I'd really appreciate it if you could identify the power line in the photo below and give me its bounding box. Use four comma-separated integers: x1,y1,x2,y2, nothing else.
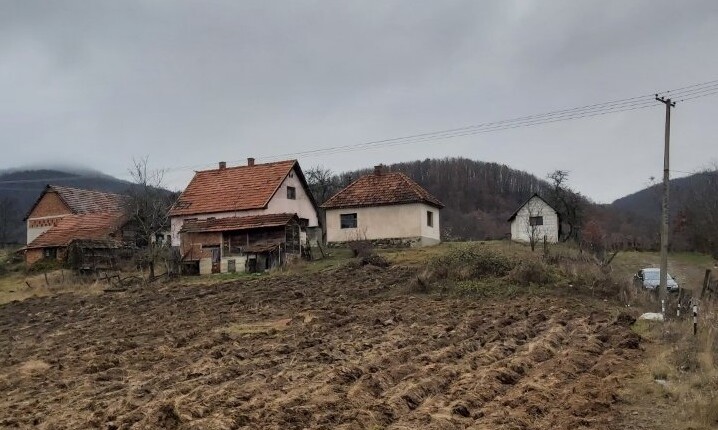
2,78,718,183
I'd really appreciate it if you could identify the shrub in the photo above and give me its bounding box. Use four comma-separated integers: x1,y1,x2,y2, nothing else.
506,260,559,286
427,244,515,281
26,258,63,274
348,240,374,258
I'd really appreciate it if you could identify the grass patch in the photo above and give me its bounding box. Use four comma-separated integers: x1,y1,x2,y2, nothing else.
217,318,292,336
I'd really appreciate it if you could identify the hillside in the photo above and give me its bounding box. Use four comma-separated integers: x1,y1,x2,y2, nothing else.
310,157,574,241
611,173,709,220
610,169,718,255
0,169,135,244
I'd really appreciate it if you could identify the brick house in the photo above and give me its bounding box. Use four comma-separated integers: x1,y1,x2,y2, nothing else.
322,166,444,247
168,158,320,274
23,185,130,265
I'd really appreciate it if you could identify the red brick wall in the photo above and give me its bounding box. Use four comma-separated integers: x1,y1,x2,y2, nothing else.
25,249,43,265
25,247,66,266
28,217,63,229
28,192,72,219
180,232,221,260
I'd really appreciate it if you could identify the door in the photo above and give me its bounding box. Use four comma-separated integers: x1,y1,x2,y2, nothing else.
211,248,221,274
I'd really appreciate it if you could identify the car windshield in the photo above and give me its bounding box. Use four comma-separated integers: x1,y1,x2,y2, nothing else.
643,271,674,281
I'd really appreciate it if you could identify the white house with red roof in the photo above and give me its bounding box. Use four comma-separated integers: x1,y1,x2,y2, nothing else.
168,158,320,274
321,165,444,247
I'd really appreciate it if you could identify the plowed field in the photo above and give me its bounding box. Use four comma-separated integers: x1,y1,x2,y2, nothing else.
1,264,643,429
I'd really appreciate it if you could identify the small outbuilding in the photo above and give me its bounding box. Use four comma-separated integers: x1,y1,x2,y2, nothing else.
507,194,560,244
178,213,303,274
321,166,444,247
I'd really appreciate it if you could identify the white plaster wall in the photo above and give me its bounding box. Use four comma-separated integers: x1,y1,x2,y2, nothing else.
171,167,319,246
419,204,441,245
26,215,66,244
27,226,52,245
325,203,441,246
221,256,247,273
510,197,559,243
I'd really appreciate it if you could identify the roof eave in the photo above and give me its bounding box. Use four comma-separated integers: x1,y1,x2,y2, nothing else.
322,200,444,210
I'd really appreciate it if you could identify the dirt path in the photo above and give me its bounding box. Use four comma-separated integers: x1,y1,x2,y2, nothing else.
1,265,644,429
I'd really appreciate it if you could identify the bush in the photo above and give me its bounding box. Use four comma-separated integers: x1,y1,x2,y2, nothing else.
348,240,374,258
26,258,63,274
427,244,515,281
507,260,559,286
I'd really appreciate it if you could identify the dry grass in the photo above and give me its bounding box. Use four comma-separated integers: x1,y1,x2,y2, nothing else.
626,303,718,429
0,269,110,304
217,318,293,336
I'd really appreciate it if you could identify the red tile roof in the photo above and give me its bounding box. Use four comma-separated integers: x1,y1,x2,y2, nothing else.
180,213,297,233
26,212,126,249
52,185,128,214
169,160,299,216
321,172,444,209
25,185,129,219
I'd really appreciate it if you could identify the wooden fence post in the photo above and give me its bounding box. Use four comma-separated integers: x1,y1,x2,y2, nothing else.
701,269,712,299
693,305,698,336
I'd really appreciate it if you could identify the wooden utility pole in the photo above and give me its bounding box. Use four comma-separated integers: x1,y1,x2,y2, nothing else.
656,95,675,311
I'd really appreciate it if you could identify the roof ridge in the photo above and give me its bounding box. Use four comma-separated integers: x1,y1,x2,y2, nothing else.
194,159,296,173
50,184,126,197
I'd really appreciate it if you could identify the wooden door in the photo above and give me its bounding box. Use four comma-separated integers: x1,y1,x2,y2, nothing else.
211,248,220,274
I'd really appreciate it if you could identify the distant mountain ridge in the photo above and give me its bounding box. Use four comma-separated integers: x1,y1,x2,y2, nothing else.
611,174,708,220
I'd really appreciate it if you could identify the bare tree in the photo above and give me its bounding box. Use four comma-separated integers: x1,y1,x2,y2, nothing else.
547,170,584,242
305,165,337,204
125,157,175,278
523,199,544,252
0,197,20,246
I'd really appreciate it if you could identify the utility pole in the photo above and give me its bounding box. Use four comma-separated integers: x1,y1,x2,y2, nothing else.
655,95,675,312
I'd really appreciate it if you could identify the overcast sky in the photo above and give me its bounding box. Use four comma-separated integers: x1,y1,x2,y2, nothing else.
2,1,717,202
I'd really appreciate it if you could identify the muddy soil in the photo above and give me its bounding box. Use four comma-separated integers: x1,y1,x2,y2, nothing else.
0,264,643,429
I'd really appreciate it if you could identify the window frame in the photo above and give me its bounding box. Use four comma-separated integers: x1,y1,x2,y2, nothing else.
287,186,297,200
529,216,544,226
340,213,358,229
427,210,433,227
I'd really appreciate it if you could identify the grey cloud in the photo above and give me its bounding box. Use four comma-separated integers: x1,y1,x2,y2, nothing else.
1,1,718,201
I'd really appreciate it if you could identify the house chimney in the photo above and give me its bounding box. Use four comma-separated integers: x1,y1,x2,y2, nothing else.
219,161,227,170
247,157,255,166
374,164,383,175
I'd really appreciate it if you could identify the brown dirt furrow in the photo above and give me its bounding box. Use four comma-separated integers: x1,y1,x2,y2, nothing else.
0,265,642,429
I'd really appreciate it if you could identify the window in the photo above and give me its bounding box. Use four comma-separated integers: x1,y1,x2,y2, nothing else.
427,211,433,227
340,213,357,229
287,186,296,200
529,216,543,226
43,248,57,259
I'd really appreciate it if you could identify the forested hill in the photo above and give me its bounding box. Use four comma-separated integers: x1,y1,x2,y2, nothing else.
311,157,559,240
0,169,134,244
610,169,718,255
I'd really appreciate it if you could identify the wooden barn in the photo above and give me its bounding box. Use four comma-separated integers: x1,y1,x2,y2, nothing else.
178,213,303,274
23,185,131,267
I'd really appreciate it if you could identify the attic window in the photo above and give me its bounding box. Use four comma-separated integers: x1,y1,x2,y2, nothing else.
287,186,296,200
529,216,543,226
